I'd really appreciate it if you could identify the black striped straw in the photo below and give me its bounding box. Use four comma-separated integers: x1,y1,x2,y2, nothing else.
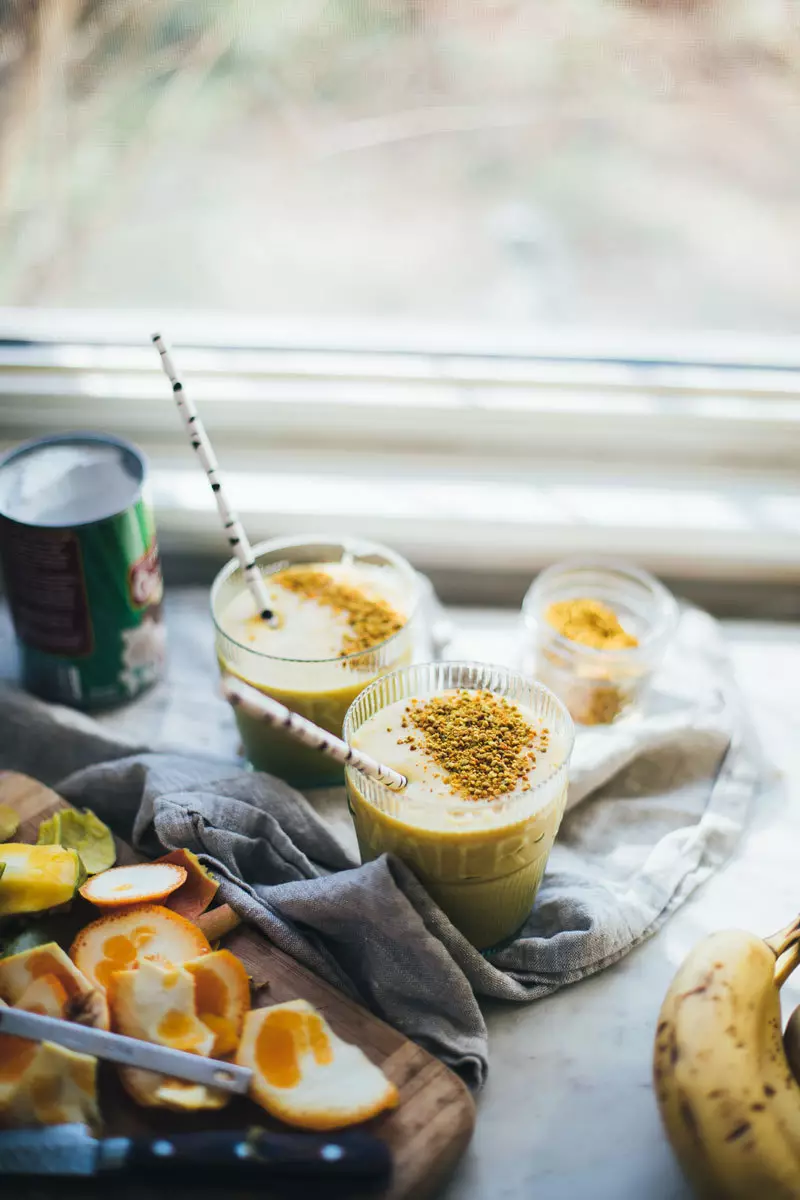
222,675,408,791
152,333,275,623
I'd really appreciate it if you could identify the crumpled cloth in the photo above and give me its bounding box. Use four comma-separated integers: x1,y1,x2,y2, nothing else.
0,608,762,1088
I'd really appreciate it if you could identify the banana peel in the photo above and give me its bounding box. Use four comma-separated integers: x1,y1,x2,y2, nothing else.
654,916,800,1199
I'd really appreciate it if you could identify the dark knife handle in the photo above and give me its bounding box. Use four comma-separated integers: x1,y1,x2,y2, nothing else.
103,1127,391,1184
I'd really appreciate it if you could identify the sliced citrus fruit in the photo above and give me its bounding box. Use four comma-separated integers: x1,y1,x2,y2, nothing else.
118,1066,229,1112
110,959,229,1113
79,862,187,910
158,849,219,919
0,942,109,1030
0,1040,99,1130
70,904,211,992
0,844,82,916
0,1028,38,1110
15,974,70,1019
109,959,215,1055
235,999,399,1130
185,949,250,1056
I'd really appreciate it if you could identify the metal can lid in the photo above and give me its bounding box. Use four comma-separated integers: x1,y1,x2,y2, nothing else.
0,432,147,529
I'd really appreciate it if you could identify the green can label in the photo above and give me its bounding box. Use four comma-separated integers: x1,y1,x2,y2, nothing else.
0,435,165,709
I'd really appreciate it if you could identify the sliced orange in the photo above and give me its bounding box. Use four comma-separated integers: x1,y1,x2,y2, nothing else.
158,849,219,919
0,1029,38,1107
15,974,70,1019
109,959,215,1055
0,943,109,1031
0,1040,99,1130
109,959,229,1113
235,999,399,1131
185,949,250,1056
70,904,211,993
79,862,187,910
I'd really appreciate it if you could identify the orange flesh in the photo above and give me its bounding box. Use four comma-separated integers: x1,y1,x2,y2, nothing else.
156,1009,207,1051
0,1035,37,1082
199,1013,238,1055
255,1019,300,1089
254,1010,333,1089
192,967,227,1017
131,925,157,949
103,935,138,964
95,934,138,990
308,1013,333,1067
93,926,159,989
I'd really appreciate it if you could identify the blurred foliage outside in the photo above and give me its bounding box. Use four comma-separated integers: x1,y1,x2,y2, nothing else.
0,0,799,333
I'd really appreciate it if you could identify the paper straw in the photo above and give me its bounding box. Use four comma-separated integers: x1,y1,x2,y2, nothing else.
152,333,274,623
222,675,408,791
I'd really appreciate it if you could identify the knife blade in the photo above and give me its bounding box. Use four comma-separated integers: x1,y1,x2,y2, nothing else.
0,1124,392,1184
0,1007,251,1095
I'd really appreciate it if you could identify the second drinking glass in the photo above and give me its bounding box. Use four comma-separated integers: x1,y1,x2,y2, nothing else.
212,535,421,787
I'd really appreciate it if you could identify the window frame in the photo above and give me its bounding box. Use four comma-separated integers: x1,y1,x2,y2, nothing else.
1,307,799,585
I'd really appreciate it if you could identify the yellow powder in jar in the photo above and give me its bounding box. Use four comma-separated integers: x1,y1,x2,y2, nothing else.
545,598,638,651
542,597,638,726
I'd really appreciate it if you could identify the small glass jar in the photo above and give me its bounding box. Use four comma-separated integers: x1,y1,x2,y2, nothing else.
212,535,422,786
343,661,574,950
521,560,678,726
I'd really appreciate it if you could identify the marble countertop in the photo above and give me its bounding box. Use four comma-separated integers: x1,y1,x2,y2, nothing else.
2,591,798,1199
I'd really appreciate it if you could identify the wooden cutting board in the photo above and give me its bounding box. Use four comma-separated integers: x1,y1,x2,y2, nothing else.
0,772,475,1200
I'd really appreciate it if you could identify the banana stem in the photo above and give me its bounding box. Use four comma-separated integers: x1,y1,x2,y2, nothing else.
775,940,800,988
765,915,800,959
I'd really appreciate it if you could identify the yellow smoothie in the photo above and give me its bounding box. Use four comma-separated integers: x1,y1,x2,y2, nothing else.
213,551,417,786
346,677,573,948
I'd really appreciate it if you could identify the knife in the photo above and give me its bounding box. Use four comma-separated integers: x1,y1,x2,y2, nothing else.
0,1123,392,1184
0,1007,251,1094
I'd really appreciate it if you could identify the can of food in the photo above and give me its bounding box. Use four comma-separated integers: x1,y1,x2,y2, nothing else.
0,433,166,709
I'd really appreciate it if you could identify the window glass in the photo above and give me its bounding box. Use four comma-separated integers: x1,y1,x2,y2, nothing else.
0,1,797,333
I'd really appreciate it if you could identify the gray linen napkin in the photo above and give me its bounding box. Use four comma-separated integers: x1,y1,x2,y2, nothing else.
0,608,762,1088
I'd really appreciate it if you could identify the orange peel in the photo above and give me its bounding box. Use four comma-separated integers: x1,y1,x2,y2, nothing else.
69,904,210,993
0,1039,100,1130
118,1066,229,1112
185,949,250,1056
158,849,219,919
0,943,109,1031
79,862,187,910
109,959,215,1055
109,958,229,1112
235,999,399,1130
15,974,70,1020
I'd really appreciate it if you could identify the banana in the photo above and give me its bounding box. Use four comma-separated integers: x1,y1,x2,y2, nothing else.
654,920,800,1199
